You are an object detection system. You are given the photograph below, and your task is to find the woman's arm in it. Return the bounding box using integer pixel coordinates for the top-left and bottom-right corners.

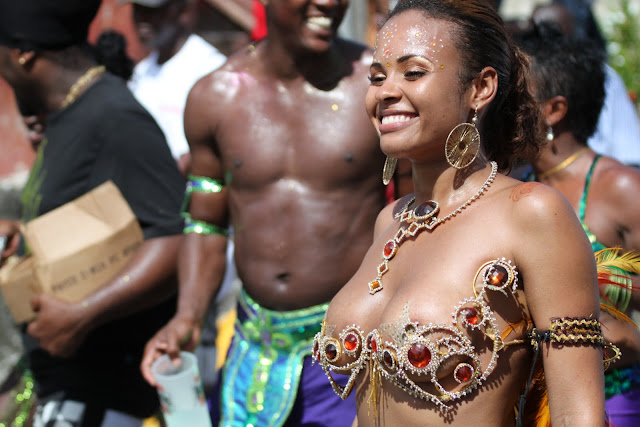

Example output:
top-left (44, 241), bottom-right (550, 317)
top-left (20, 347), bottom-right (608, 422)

top-left (512, 182), bottom-right (605, 425)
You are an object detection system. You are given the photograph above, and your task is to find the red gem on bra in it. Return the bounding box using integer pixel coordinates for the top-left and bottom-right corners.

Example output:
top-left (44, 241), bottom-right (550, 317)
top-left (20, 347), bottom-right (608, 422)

top-left (487, 265), bottom-right (508, 286)
top-left (325, 342), bottom-right (338, 361)
top-left (344, 333), bottom-right (358, 351)
top-left (408, 343), bottom-right (431, 368)
top-left (454, 363), bottom-right (474, 383)
top-left (368, 335), bottom-right (377, 353)
top-left (460, 307), bottom-right (480, 325)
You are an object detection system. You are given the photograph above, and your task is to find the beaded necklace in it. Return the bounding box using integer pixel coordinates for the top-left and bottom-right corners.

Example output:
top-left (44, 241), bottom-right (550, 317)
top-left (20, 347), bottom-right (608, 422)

top-left (368, 161), bottom-right (498, 295)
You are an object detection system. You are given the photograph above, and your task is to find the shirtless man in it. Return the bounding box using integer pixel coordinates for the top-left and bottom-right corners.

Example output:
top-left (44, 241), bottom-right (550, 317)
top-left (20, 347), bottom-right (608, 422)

top-left (141, 0), bottom-right (385, 425)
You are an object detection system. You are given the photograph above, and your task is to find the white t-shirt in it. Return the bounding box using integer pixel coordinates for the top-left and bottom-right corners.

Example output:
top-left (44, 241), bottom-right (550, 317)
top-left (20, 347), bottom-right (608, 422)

top-left (588, 65), bottom-right (640, 166)
top-left (129, 34), bottom-right (227, 159)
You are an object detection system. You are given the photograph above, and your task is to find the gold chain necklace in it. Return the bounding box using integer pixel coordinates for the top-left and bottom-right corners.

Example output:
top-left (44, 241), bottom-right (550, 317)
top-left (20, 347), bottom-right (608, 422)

top-left (61, 65), bottom-right (106, 108)
top-left (537, 147), bottom-right (589, 179)
top-left (368, 161), bottom-right (498, 295)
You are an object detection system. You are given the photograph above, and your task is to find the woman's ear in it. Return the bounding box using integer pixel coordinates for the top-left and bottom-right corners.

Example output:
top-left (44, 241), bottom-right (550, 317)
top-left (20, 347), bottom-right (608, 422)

top-left (470, 66), bottom-right (498, 111)
top-left (543, 95), bottom-right (568, 127)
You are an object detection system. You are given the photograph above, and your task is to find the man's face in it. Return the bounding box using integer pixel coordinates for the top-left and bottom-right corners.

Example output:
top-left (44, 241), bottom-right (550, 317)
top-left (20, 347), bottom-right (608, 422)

top-left (268, 0), bottom-right (349, 53)
top-left (132, 2), bottom-right (182, 51)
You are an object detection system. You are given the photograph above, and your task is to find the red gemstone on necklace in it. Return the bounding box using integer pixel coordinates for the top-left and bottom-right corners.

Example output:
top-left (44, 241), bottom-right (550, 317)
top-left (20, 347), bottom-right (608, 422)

top-left (383, 241), bottom-right (396, 258)
top-left (325, 343), bottom-right (337, 360)
top-left (408, 343), bottom-right (431, 368)
top-left (461, 307), bottom-right (480, 325)
top-left (313, 341), bottom-right (318, 355)
top-left (455, 364), bottom-right (473, 382)
top-left (368, 335), bottom-right (377, 353)
top-left (344, 333), bottom-right (358, 351)
top-left (488, 265), bottom-right (508, 286)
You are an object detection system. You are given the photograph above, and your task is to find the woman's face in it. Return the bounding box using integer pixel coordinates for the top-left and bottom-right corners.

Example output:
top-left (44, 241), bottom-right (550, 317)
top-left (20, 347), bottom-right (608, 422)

top-left (365, 12), bottom-right (472, 162)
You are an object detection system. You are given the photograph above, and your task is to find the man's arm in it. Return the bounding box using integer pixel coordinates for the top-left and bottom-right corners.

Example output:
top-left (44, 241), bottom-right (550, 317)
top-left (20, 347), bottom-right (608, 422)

top-left (27, 234), bottom-right (181, 357)
top-left (141, 74), bottom-right (230, 385)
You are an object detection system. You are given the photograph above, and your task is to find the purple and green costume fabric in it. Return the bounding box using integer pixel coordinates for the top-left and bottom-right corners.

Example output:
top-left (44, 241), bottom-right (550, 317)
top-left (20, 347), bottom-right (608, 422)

top-left (212, 291), bottom-right (355, 426)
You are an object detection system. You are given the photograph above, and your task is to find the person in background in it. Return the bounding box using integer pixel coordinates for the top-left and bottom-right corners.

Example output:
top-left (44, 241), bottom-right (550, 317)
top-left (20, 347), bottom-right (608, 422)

top-left (126, 0), bottom-right (227, 176)
top-left (140, 0), bottom-right (390, 425)
top-left (531, 1), bottom-right (640, 167)
top-left (518, 23), bottom-right (640, 427)
top-left (0, 1), bottom-right (185, 425)
top-left (315, 0), bottom-right (614, 425)
top-left (125, 0), bottom-right (235, 397)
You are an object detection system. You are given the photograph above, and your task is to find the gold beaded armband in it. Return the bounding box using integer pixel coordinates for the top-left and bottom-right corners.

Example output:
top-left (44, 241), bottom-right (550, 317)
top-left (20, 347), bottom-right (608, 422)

top-left (529, 317), bottom-right (620, 369)
top-left (181, 175), bottom-right (228, 237)
top-left (530, 317), bottom-right (604, 349)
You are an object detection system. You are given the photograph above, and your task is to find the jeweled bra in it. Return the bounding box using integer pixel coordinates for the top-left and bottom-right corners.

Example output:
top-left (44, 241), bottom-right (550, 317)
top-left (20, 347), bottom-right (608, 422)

top-left (313, 258), bottom-right (528, 411)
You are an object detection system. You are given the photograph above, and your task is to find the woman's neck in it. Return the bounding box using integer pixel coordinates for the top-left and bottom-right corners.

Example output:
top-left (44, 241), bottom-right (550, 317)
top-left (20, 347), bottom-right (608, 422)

top-left (533, 133), bottom-right (590, 181)
top-left (259, 36), bottom-right (343, 87)
top-left (411, 158), bottom-right (492, 208)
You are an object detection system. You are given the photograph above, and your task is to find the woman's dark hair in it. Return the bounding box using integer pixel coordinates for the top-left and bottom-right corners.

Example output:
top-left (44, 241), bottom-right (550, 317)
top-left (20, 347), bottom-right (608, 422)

top-left (389, 0), bottom-right (544, 169)
top-left (516, 23), bottom-right (606, 144)
top-left (554, 0), bottom-right (607, 55)
top-left (93, 30), bottom-right (134, 81)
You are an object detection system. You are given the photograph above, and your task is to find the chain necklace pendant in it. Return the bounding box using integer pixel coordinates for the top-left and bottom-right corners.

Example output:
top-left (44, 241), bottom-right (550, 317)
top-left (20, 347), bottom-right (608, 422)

top-left (368, 161), bottom-right (498, 295)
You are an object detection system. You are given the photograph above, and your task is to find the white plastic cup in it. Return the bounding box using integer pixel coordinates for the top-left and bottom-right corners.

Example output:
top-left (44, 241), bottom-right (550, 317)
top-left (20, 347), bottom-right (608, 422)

top-left (151, 351), bottom-right (212, 427)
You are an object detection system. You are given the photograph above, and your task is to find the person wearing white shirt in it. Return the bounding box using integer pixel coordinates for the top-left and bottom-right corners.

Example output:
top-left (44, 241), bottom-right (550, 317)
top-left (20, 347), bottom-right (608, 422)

top-left (126, 0), bottom-right (227, 175)
top-left (588, 64), bottom-right (640, 167)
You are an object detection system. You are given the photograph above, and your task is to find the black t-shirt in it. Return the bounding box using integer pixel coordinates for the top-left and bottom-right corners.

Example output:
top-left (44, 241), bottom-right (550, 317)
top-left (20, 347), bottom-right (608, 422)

top-left (20, 73), bottom-right (185, 417)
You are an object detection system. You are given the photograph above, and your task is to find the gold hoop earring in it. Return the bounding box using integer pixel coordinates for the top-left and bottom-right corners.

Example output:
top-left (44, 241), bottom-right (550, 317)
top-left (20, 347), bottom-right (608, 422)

top-left (382, 156), bottom-right (397, 185)
top-left (445, 108), bottom-right (480, 169)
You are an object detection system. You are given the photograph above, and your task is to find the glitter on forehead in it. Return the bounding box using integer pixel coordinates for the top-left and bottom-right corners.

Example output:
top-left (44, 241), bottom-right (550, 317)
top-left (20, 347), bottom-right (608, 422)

top-left (400, 25), bottom-right (445, 65)
top-left (374, 22), bottom-right (398, 60)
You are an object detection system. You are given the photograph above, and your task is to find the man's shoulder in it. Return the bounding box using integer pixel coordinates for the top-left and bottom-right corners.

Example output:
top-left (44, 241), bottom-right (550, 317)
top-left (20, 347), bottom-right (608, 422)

top-left (192, 47), bottom-right (260, 91)
top-left (335, 38), bottom-right (373, 65)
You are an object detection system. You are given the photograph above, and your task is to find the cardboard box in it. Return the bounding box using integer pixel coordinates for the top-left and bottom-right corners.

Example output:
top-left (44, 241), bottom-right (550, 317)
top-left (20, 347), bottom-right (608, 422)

top-left (0, 181), bottom-right (143, 323)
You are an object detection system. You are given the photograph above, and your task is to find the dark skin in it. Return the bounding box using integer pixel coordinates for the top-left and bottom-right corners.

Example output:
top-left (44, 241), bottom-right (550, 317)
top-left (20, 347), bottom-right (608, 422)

top-left (329, 13), bottom-right (603, 426)
top-left (141, 0), bottom-right (386, 384)
top-left (533, 95), bottom-right (640, 368)
top-left (0, 44), bottom-right (181, 358)
top-left (132, 0), bottom-right (195, 65)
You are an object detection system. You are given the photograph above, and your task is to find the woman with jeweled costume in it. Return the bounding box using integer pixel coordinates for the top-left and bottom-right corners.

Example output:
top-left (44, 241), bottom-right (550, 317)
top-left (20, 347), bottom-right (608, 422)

top-left (313, 0), bottom-right (617, 425)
